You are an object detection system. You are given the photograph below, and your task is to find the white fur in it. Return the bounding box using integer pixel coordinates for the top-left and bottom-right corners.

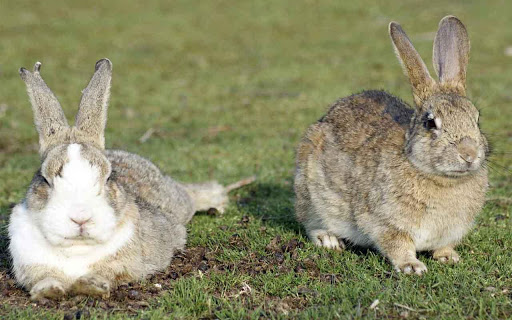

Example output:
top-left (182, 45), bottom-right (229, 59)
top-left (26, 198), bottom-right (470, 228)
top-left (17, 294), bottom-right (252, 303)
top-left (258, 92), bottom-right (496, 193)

top-left (9, 202), bottom-right (134, 279)
top-left (39, 144), bottom-right (117, 246)
top-left (8, 144), bottom-right (134, 280)
top-left (412, 220), bottom-right (470, 251)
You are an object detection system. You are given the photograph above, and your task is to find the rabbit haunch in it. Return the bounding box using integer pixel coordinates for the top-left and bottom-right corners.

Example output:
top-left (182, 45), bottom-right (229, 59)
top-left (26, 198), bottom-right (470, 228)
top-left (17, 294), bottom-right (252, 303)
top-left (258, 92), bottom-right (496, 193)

top-left (9, 143), bottom-right (134, 279)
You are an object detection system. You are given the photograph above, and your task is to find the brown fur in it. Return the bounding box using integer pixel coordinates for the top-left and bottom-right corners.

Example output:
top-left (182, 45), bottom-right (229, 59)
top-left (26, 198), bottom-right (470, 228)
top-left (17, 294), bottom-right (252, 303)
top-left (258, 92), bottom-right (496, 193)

top-left (294, 16), bottom-right (488, 274)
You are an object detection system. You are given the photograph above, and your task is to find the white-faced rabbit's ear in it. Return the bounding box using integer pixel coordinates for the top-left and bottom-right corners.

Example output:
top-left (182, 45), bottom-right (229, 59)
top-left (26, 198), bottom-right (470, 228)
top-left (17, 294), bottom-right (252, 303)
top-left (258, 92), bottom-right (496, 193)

top-left (433, 16), bottom-right (470, 96)
top-left (389, 22), bottom-right (437, 106)
top-left (19, 62), bottom-right (69, 155)
top-left (75, 58), bottom-right (112, 149)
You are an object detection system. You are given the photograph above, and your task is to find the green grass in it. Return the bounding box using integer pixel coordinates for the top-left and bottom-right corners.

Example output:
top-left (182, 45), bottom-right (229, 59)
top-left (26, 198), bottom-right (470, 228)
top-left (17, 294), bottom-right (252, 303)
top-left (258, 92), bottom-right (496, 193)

top-left (1, 0), bottom-right (512, 318)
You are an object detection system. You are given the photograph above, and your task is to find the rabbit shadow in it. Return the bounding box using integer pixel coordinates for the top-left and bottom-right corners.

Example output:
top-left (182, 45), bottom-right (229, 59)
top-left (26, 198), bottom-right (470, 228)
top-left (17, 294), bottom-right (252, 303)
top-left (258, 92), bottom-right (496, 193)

top-left (231, 182), bottom-right (374, 253)
top-left (233, 181), bottom-right (303, 234)
top-left (230, 182), bottom-right (438, 260)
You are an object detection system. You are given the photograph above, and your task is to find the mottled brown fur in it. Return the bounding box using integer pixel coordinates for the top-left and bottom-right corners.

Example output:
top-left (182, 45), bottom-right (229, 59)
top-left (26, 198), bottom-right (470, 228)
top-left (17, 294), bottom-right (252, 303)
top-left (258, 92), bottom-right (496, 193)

top-left (294, 17), bottom-right (488, 274)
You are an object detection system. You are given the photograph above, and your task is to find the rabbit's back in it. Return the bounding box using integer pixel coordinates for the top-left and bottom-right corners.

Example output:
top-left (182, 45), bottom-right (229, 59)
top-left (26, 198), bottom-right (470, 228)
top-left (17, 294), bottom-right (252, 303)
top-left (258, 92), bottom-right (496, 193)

top-left (296, 90), bottom-right (413, 180)
top-left (106, 150), bottom-right (194, 225)
top-left (321, 90), bottom-right (412, 152)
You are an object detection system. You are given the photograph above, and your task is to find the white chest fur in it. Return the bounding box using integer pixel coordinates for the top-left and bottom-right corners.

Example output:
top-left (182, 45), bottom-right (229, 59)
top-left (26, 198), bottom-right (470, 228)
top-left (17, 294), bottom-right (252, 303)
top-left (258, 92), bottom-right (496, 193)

top-left (411, 218), bottom-right (472, 251)
top-left (8, 203), bottom-right (134, 280)
top-left (411, 197), bottom-right (476, 251)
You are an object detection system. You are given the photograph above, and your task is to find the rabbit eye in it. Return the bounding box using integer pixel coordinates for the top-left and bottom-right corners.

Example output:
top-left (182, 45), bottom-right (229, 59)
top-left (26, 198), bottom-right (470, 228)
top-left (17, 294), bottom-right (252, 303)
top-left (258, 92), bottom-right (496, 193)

top-left (41, 176), bottom-right (51, 187)
top-left (423, 112), bottom-right (438, 130)
top-left (425, 119), bottom-right (437, 130)
top-left (425, 118), bottom-right (437, 130)
top-left (106, 170), bottom-right (115, 182)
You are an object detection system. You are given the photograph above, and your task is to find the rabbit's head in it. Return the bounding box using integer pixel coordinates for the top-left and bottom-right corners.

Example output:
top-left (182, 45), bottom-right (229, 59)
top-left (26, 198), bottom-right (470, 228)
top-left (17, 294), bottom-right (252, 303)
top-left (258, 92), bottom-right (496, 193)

top-left (20, 59), bottom-right (126, 247)
top-left (389, 16), bottom-right (488, 177)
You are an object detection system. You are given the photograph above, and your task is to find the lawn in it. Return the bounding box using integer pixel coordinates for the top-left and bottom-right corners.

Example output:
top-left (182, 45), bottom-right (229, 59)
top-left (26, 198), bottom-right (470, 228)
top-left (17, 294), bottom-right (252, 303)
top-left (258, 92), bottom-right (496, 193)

top-left (1, 0), bottom-right (511, 318)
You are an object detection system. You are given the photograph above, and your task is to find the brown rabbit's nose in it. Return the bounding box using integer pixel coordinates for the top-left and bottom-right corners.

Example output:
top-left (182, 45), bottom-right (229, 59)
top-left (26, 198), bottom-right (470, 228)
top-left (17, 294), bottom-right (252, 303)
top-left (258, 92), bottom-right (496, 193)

top-left (71, 217), bottom-right (91, 226)
top-left (457, 137), bottom-right (478, 164)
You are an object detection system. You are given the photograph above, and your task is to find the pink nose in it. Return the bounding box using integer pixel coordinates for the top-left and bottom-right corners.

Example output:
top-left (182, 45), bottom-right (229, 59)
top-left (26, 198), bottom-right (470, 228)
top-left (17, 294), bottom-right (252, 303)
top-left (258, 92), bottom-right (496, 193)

top-left (457, 137), bottom-right (478, 164)
top-left (70, 218), bottom-right (91, 226)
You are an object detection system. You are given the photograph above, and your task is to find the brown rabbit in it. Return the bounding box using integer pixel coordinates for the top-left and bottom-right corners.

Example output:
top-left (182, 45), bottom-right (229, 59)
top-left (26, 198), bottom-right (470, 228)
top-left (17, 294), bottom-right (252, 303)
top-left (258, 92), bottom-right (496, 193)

top-left (294, 16), bottom-right (488, 275)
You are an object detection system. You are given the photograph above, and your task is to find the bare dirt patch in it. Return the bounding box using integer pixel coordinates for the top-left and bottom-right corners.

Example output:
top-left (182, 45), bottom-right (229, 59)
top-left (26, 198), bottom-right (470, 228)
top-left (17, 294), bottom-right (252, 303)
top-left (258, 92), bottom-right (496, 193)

top-left (0, 235), bottom-right (325, 318)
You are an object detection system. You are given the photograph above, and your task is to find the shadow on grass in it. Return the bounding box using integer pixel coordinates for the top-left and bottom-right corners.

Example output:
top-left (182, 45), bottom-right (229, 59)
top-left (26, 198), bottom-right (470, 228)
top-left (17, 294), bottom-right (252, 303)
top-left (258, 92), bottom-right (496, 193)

top-left (232, 182), bottom-right (384, 257)
top-left (235, 182), bottom-right (304, 234)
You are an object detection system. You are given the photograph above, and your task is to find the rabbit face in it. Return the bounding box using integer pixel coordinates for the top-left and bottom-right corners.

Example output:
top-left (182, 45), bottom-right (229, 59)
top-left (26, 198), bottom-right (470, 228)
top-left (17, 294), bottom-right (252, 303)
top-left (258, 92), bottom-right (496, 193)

top-left (26, 143), bottom-right (118, 247)
top-left (16, 59), bottom-right (119, 247)
top-left (405, 95), bottom-right (487, 177)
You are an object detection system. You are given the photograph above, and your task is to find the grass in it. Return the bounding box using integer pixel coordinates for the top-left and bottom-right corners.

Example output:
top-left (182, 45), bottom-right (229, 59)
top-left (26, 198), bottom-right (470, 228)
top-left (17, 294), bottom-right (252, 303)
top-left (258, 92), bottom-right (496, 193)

top-left (1, 0), bottom-right (511, 318)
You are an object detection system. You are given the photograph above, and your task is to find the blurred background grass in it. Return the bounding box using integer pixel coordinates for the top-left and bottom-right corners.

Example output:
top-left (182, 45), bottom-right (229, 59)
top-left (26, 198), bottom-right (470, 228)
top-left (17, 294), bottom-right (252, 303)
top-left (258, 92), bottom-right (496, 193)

top-left (1, 0), bottom-right (511, 318)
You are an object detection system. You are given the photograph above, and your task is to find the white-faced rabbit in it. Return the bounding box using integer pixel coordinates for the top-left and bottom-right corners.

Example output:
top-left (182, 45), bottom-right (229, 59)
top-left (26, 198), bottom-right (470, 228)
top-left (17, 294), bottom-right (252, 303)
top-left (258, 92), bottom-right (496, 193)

top-left (9, 59), bottom-right (254, 300)
top-left (294, 16), bottom-right (488, 275)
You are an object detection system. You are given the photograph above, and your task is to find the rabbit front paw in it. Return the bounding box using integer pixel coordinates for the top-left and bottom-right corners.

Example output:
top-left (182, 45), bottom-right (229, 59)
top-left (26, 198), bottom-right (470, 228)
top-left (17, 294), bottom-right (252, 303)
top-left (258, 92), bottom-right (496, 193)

top-left (311, 231), bottom-right (346, 252)
top-left (394, 259), bottom-right (427, 275)
top-left (30, 277), bottom-right (67, 301)
top-left (70, 274), bottom-right (111, 298)
top-left (433, 247), bottom-right (460, 264)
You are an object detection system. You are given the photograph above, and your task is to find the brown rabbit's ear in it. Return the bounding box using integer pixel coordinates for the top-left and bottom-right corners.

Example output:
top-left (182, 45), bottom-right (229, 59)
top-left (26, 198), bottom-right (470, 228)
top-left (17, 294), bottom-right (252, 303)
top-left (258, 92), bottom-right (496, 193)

top-left (433, 16), bottom-right (470, 96)
top-left (389, 22), bottom-right (436, 106)
top-left (75, 58), bottom-right (112, 149)
top-left (19, 62), bottom-right (69, 155)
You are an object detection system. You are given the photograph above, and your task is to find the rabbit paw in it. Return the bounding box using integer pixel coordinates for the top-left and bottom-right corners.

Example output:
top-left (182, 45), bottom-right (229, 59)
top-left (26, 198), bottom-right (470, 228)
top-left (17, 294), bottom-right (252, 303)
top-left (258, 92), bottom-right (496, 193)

top-left (395, 259), bottom-right (427, 275)
top-left (30, 278), bottom-right (66, 301)
top-left (433, 247), bottom-right (460, 264)
top-left (70, 274), bottom-right (111, 298)
top-left (312, 231), bottom-right (345, 252)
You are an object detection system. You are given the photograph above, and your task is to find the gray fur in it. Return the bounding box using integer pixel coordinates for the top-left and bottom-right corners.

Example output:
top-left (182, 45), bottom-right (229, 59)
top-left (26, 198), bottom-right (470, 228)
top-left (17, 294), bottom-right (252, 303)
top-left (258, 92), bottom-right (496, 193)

top-left (106, 149), bottom-right (195, 225)
top-left (75, 59), bottom-right (112, 149)
top-left (184, 177), bottom-right (255, 213)
top-left (19, 62), bottom-right (69, 155)
top-left (11, 59), bottom-right (254, 300)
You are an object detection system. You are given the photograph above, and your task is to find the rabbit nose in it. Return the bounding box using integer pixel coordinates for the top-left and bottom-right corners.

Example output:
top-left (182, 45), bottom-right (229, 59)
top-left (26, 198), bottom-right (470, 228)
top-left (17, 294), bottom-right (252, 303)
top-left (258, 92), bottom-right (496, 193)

top-left (457, 137), bottom-right (478, 164)
top-left (70, 217), bottom-right (91, 226)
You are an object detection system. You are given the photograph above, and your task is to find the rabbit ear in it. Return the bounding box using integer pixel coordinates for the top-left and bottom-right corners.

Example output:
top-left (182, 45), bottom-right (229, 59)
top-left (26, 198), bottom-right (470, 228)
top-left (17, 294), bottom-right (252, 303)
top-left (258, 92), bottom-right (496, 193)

top-left (389, 22), bottom-right (436, 106)
top-left (19, 62), bottom-right (69, 154)
top-left (75, 58), bottom-right (112, 149)
top-left (433, 16), bottom-right (470, 96)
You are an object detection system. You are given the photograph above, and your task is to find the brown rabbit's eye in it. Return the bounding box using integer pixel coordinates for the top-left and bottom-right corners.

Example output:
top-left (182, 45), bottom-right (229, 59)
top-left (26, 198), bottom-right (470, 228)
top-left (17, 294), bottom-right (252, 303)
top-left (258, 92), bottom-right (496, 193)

top-left (425, 118), bottom-right (437, 130)
top-left (423, 112), bottom-right (438, 130)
